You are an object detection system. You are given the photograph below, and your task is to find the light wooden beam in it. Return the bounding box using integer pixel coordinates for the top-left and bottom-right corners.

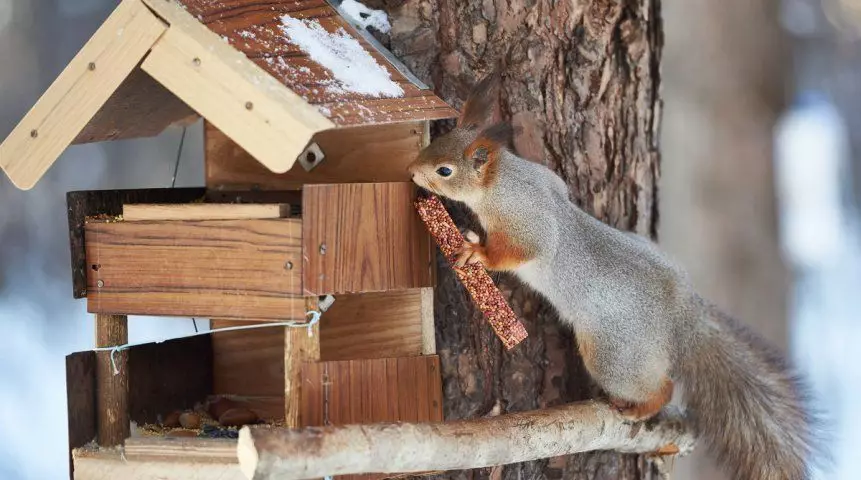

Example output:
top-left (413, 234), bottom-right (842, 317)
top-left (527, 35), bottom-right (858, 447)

top-left (0, 0), bottom-right (166, 190)
top-left (122, 203), bottom-right (290, 221)
top-left (238, 401), bottom-right (695, 480)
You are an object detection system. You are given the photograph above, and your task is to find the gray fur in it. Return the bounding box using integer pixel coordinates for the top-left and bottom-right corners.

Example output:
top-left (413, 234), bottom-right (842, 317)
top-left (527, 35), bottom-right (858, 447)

top-left (411, 143), bottom-right (822, 479)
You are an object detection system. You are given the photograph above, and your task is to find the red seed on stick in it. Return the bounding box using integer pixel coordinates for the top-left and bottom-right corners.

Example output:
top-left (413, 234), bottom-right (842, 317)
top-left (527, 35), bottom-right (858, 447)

top-left (415, 195), bottom-right (528, 349)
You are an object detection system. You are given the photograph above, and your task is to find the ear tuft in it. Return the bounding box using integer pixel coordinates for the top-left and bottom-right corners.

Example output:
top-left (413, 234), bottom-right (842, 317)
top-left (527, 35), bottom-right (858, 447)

top-left (478, 122), bottom-right (515, 149)
top-left (457, 72), bottom-right (501, 129)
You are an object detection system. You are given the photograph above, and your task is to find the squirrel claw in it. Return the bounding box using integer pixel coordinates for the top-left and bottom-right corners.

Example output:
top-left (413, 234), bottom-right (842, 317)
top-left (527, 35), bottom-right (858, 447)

top-left (454, 240), bottom-right (486, 268)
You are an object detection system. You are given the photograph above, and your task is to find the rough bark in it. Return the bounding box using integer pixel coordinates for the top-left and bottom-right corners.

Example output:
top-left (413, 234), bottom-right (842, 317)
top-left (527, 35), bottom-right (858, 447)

top-left (374, 0), bottom-right (664, 478)
top-left (238, 402), bottom-right (694, 479)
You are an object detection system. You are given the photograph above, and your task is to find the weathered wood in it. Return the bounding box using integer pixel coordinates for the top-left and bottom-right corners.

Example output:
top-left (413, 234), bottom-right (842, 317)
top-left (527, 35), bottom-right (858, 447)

top-left (384, 0), bottom-right (664, 476)
top-left (0, 0), bottom-right (166, 190)
top-left (67, 188), bottom-right (206, 299)
top-left (302, 183), bottom-right (434, 295)
top-left (72, 67), bottom-right (198, 144)
top-left (205, 121), bottom-right (428, 190)
top-left (128, 335), bottom-right (213, 425)
top-left (210, 322), bottom-right (286, 398)
top-left (66, 351), bottom-right (97, 480)
top-left (319, 289), bottom-right (430, 361)
top-left (285, 309), bottom-right (321, 427)
top-left (73, 438), bottom-right (243, 480)
top-left (85, 218), bottom-right (304, 320)
top-left (170, 0), bottom-right (457, 126)
top-left (122, 203), bottom-right (290, 221)
top-left (95, 314), bottom-right (129, 447)
top-left (141, 0), bottom-right (334, 176)
top-left (299, 356), bottom-right (443, 428)
top-left (237, 401), bottom-right (694, 480)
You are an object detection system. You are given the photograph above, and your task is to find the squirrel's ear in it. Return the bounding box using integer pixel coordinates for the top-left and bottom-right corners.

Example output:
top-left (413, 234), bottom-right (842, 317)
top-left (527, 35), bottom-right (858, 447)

top-left (457, 72), bottom-right (501, 129)
top-left (465, 122), bottom-right (513, 169)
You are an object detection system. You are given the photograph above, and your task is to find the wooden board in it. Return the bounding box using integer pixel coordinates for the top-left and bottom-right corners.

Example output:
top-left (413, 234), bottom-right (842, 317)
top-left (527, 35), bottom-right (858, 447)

top-left (72, 67), bottom-right (197, 144)
top-left (66, 351), bottom-right (97, 480)
top-left (210, 323), bottom-right (286, 397)
top-left (67, 188), bottom-right (207, 299)
top-left (128, 335), bottom-right (213, 425)
top-left (302, 183), bottom-right (434, 295)
top-left (141, 0), bottom-right (333, 176)
top-left (0, 0), bottom-right (166, 190)
top-left (122, 203), bottom-right (290, 221)
top-left (205, 121), bottom-right (427, 190)
top-left (85, 218), bottom-right (304, 320)
top-left (300, 356), bottom-right (443, 427)
top-left (171, 0), bottom-right (457, 126)
top-left (73, 438), bottom-right (243, 480)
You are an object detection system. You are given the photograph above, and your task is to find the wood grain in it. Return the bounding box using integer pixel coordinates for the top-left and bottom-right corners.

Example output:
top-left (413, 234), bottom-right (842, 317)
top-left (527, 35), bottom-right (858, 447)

top-left (0, 0), bottom-right (166, 190)
top-left (72, 67), bottom-right (198, 144)
top-left (302, 183), bottom-right (434, 295)
top-left (173, 0), bottom-right (457, 126)
top-left (299, 356), bottom-right (443, 428)
top-left (127, 334), bottom-right (213, 425)
top-left (141, 0), bottom-right (334, 176)
top-left (95, 314), bottom-right (129, 447)
top-left (85, 218), bottom-right (304, 320)
top-left (285, 306), bottom-right (321, 427)
top-left (210, 322), bottom-right (286, 397)
top-left (122, 203), bottom-right (290, 221)
top-left (67, 188), bottom-right (207, 299)
top-left (205, 121), bottom-right (426, 190)
top-left (66, 351), bottom-right (97, 480)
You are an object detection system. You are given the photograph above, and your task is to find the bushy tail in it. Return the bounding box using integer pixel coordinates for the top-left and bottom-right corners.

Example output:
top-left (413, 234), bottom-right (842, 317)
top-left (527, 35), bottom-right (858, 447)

top-left (679, 299), bottom-right (825, 480)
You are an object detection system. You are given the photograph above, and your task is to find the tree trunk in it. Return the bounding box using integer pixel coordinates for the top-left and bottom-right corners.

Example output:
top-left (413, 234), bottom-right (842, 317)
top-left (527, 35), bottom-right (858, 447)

top-left (377, 0), bottom-right (664, 478)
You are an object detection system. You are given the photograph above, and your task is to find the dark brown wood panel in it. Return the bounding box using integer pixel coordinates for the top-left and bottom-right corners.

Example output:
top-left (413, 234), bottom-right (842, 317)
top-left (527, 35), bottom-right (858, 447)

top-left (128, 334), bottom-right (213, 425)
top-left (67, 188), bottom-right (206, 299)
top-left (72, 67), bottom-right (197, 144)
top-left (210, 321), bottom-right (286, 397)
top-left (302, 183), bottom-right (434, 295)
top-left (205, 121), bottom-right (424, 190)
top-left (66, 351), bottom-right (97, 480)
top-left (85, 218), bottom-right (304, 320)
top-left (299, 356), bottom-right (443, 428)
top-left (174, 0), bottom-right (457, 126)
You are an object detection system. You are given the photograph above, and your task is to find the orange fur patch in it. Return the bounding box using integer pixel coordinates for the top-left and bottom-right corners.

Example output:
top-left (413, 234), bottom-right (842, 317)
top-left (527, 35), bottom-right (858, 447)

top-left (610, 377), bottom-right (674, 421)
top-left (464, 140), bottom-right (502, 187)
top-left (576, 331), bottom-right (598, 372)
top-left (482, 231), bottom-right (532, 270)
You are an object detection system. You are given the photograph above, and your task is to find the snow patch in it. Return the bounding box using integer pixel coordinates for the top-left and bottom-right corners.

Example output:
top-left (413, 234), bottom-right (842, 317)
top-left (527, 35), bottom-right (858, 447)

top-left (279, 16), bottom-right (403, 98)
top-left (339, 0), bottom-right (392, 33)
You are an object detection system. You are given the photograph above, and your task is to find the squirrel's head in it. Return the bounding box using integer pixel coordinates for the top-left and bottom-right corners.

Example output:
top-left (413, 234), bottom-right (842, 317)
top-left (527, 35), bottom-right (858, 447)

top-left (408, 73), bottom-right (514, 204)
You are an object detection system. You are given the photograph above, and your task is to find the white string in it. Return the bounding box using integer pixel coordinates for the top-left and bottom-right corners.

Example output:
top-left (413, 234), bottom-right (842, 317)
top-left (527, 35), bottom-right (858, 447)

top-left (93, 312), bottom-right (323, 376)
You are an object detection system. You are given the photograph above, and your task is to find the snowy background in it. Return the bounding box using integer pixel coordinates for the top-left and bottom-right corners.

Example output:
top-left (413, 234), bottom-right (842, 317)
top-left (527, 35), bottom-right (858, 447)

top-left (1, 0), bottom-right (860, 479)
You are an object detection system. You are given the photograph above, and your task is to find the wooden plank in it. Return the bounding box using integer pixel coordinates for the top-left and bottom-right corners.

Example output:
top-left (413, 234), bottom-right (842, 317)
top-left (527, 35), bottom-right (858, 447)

top-left (72, 67), bottom-right (197, 144)
top-left (299, 362), bottom-right (324, 427)
top-left (420, 287), bottom-right (436, 355)
top-left (300, 356), bottom-right (443, 428)
top-left (141, 0), bottom-right (333, 175)
top-left (67, 188), bottom-right (207, 299)
top-left (170, 0), bottom-right (457, 126)
top-left (319, 290), bottom-right (427, 361)
top-left (122, 203), bottom-right (290, 221)
top-left (205, 121), bottom-right (425, 190)
top-left (85, 218), bottom-right (304, 320)
top-left (302, 183), bottom-right (434, 295)
top-left (0, 0), bottom-right (167, 190)
top-left (285, 300), bottom-right (321, 427)
top-left (210, 322), bottom-right (286, 397)
top-left (66, 351), bottom-right (97, 480)
top-left (128, 335), bottom-right (212, 425)
top-left (73, 439), bottom-right (243, 480)
top-left (95, 314), bottom-right (128, 447)
top-left (205, 395), bottom-right (285, 422)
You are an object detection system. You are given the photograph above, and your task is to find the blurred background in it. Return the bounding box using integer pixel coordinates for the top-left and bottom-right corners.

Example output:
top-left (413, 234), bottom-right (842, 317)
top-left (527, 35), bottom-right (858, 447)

top-left (0, 0), bottom-right (858, 479)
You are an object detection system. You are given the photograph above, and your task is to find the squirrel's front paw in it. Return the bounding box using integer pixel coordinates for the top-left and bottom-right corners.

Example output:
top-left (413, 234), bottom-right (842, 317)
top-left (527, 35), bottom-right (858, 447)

top-left (454, 234), bottom-right (487, 269)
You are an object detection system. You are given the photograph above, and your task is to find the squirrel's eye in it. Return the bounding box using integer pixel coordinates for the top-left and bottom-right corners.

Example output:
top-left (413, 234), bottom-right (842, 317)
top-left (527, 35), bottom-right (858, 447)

top-left (436, 166), bottom-right (453, 177)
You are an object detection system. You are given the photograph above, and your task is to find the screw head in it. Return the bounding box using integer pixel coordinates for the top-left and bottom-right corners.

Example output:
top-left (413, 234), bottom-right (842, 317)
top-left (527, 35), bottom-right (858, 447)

top-left (245, 101), bottom-right (254, 110)
top-left (88, 62), bottom-right (96, 71)
top-left (30, 129), bottom-right (38, 138)
top-left (96, 280), bottom-right (104, 288)
top-left (285, 261), bottom-right (293, 270)
top-left (192, 57), bottom-right (201, 66)
top-left (319, 243), bottom-right (327, 255)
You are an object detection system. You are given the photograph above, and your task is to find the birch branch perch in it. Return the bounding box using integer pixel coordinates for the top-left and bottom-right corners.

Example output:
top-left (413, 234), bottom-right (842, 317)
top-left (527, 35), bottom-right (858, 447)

top-left (237, 400), bottom-right (696, 480)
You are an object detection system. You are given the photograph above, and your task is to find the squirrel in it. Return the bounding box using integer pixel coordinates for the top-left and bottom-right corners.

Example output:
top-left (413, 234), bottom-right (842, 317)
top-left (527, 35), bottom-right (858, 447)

top-left (407, 74), bottom-right (822, 480)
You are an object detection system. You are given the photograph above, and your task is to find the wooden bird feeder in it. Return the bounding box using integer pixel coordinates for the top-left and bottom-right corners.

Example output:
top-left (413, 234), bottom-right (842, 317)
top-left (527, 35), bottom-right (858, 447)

top-left (1, 0), bottom-right (457, 478)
